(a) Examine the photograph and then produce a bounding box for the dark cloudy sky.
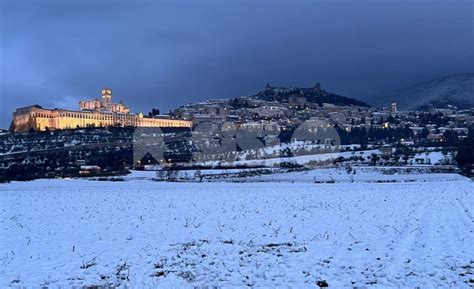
[0,0,473,128]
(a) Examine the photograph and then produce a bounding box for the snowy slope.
[391,74,474,110]
[198,149,380,167]
[0,172,473,288]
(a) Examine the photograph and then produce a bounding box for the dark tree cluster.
[148,108,161,117]
[456,127,474,177]
[0,127,194,182]
[336,126,414,146]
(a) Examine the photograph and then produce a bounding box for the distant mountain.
[393,74,474,110]
[253,83,369,107]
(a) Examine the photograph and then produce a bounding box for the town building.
[391,101,398,113]
[79,88,130,114]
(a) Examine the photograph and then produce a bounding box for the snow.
[395,73,474,110]
[199,149,380,167]
[248,141,361,157]
[0,170,473,288]
[237,167,466,183]
[412,151,449,165]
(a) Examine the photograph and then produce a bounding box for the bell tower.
[101,87,112,110]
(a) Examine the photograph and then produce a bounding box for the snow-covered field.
[0,170,473,288]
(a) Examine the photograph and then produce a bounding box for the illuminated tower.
[391,100,398,113]
[101,87,112,110]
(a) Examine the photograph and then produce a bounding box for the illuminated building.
[391,101,398,113]
[10,88,192,132]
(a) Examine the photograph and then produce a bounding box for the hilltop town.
[170,83,473,141]
[0,83,473,181]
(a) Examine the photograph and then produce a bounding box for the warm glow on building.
[10,88,192,132]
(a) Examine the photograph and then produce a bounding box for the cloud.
[0,0,473,128]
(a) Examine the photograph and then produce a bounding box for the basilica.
[10,88,192,132]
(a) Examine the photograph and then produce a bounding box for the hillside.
[393,74,474,110]
[253,83,369,107]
